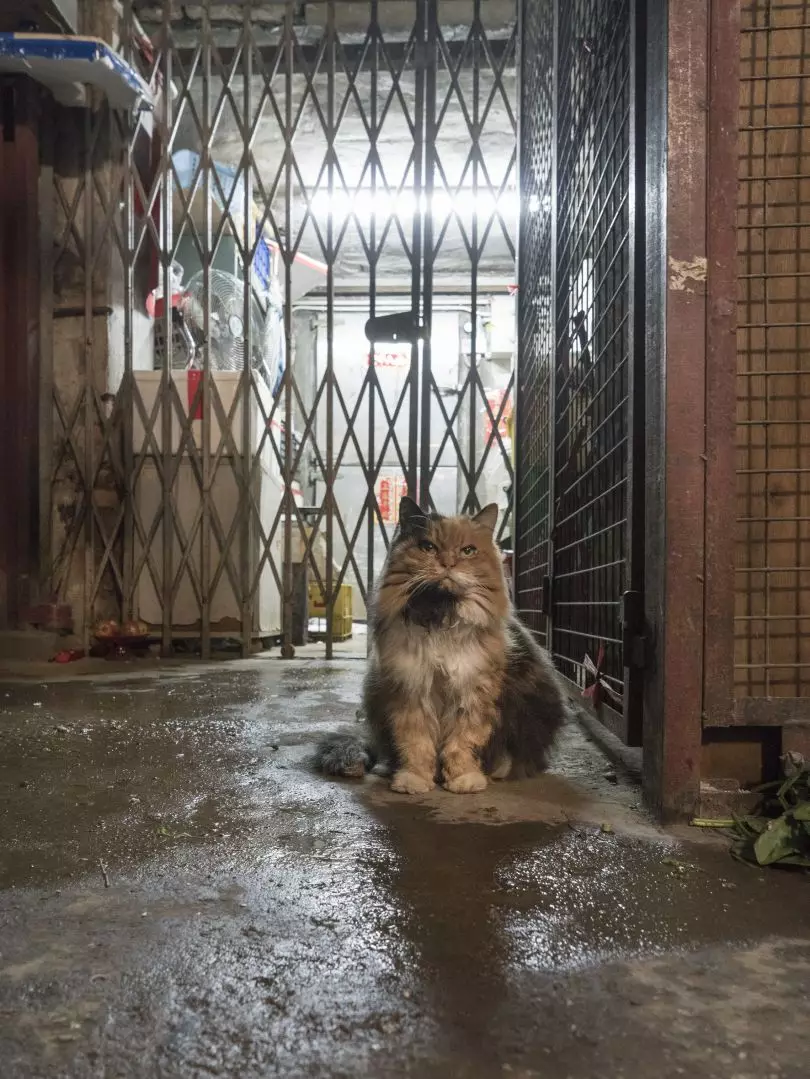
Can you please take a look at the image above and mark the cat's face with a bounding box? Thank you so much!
[377,497,508,627]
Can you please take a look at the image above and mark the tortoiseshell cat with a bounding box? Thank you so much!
[316,496,569,793]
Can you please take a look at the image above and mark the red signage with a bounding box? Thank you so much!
[484,389,512,442]
[367,348,410,369]
[377,474,407,523]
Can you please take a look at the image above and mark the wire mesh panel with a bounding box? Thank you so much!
[43,1,517,656]
[737,0,810,699]
[515,0,554,647]
[515,0,643,742]
[553,0,633,715]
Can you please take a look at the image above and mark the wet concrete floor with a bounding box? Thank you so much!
[0,659,808,1078]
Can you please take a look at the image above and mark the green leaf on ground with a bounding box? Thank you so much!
[753,819,795,865]
[725,764,810,873]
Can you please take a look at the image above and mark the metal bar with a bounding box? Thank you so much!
[737,613,810,621]
[736,566,810,574]
[366,0,378,655]
[281,2,295,658]
[640,0,667,811]
[554,625,623,646]
[160,2,174,656]
[83,103,94,650]
[724,698,810,727]
[619,0,646,746]
[121,111,135,621]
[644,0,705,819]
[200,1,213,660]
[742,21,810,34]
[241,1,254,657]
[736,661,810,670]
[467,0,481,515]
[408,0,425,501]
[738,219,810,229]
[419,0,436,509]
[118,5,135,623]
[326,0,336,660]
[38,102,55,602]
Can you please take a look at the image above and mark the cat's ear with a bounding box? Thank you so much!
[398,496,428,534]
[473,503,499,533]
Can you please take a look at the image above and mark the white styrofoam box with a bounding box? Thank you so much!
[132,370,280,478]
[134,457,283,635]
[488,293,516,358]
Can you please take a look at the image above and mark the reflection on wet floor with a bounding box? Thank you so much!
[0,660,809,1078]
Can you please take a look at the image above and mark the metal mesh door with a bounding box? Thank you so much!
[515,0,554,650]
[43,1,517,657]
[516,0,644,743]
[736,0,810,701]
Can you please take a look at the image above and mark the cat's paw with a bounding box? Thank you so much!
[444,770,488,794]
[390,770,434,795]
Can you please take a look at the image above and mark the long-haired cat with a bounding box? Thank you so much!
[316,496,569,794]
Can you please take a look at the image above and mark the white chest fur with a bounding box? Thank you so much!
[380,622,498,706]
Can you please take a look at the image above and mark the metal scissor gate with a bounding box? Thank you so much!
[47,1,518,657]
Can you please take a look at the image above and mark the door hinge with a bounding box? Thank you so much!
[621,589,647,669]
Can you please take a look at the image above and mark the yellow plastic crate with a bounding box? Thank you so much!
[308,583,353,641]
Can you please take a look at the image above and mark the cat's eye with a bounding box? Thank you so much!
[461,544,477,556]
[418,539,437,553]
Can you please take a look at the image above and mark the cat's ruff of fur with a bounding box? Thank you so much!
[315,496,569,793]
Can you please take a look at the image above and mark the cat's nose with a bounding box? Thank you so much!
[439,552,456,568]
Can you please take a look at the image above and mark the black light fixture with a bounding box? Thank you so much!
[364,311,424,344]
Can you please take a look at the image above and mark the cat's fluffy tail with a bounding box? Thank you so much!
[314,732,376,778]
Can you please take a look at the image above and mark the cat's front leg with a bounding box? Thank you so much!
[389,706,438,794]
[441,698,496,794]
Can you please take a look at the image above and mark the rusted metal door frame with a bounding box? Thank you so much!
[702,0,739,730]
[0,78,41,629]
[642,0,738,819]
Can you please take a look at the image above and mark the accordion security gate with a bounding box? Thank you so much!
[47,1,518,657]
[515,0,645,744]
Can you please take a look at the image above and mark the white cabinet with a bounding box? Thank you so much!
[132,371,286,637]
